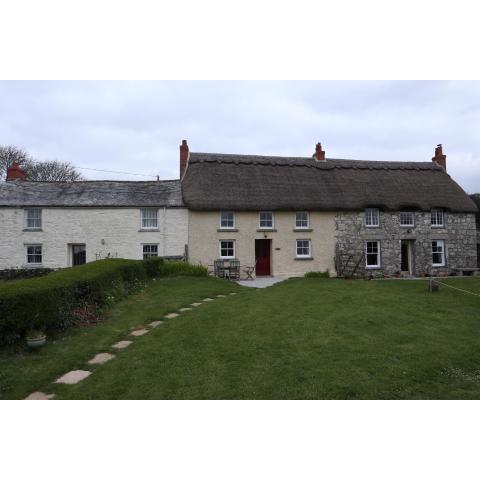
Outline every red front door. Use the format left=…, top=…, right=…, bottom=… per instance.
left=255, top=239, right=271, bottom=276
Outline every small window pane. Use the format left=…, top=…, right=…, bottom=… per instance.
left=296, top=239, right=311, bottom=257
left=220, top=212, right=235, bottom=228
left=365, top=208, right=379, bottom=227
left=432, top=240, right=445, bottom=266
left=295, top=212, right=309, bottom=228
left=431, top=209, right=444, bottom=227
left=259, top=212, right=273, bottom=228
left=143, top=244, right=158, bottom=260
left=220, top=240, right=235, bottom=258
left=365, top=241, right=380, bottom=267
left=141, top=208, right=158, bottom=229
left=399, top=212, right=414, bottom=226
left=25, top=208, right=42, bottom=229
left=26, top=245, right=42, bottom=264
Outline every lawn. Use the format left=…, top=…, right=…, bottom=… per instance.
left=1, top=276, right=480, bottom=399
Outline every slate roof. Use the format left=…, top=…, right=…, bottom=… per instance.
left=182, top=153, right=478, bottom=213
left=0, top=180, right=184, bottom=207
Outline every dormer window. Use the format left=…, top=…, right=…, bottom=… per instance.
left=431, top=209, right=444, bottom=227
left=365, top=208, right=379, bottom=227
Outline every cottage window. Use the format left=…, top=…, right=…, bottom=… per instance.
left=365, top=208, right=379, bottom=227
left=365, top=241, right=380, bottom=268
left=141, top=208, right=158, bottom=229
left=432, top=240, right=445, bottom=266
left=25, top=208, right=42, bottom=230
left=26, top=244, right=42, bottom=264
left=143, top=244, right=158, bottom=260
left=296, top=239, right=311, bottom=258
left=219, top=240, right=235, bottom=258
left=399, top=212, right=414, bottom=227
left=259, top=212, right=274, bottom=229
left=220, top=212, right=235, bottom=229
left=295, top=212, right=309, bottom=229
left=431, top=209, right=444, bottom=227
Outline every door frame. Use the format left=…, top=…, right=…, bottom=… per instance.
left=255, top=239, right=272, bottom=276
left=69, top=243, right=87, bottom=267
left=400, top=239, right=414, bottom=275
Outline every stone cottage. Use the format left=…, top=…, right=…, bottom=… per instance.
left=181, top=141, right=478, bottom=277
left=0, top=163, right=188, bottom=269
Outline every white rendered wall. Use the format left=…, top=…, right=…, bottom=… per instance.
left=0, top=207, right=188, bottom=269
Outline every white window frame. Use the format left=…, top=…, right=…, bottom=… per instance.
left=296, top=239, right=311, bottom=258
left=431, top=209, right=444, bottom=227
left=365, top=240, right=381, bottom=268
left=399, top=212, right=415, bottom=227
left=220, top=211, right=235, bottom=229
left=365, top=208, right=380, bottom=227
left=141, top=208, right=159, bottom=230
left=24, top=208, right=42, bottom=230
left=432, top=240, right=446, bottom=267
left=259, top=211, right=274, bottom=229
left=142, top=244, right=159, bottom=260
left=295, top=212, right=309, bottom=229
left=219, top=239, right=235, bottom=259
left=26, top=244, right=43, bottom=265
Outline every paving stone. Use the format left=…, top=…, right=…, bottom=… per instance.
left=88, top=352, right=115, bottom=365
left=202, top=298, right=214, bottom=302
left=25, top=391, right=56, bottom=400
left=190, top=302, right=202, bottom=307
left=112, top=340, right=132, bottom=349
left=165, top=313, right=179, bottom=319
left=179, top=307, right=192, bottom=312
left=216, top=294, right=226, bottom=298
left=130, top=329, right=148, bottom=337
left=229, top=293, right=237, bottom=295
left=149, top=320, right=164, bottom=327
left=55, top=370, right=91, bottom=385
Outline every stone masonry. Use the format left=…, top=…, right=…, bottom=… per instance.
left=335, top=211, right=477, bottom=276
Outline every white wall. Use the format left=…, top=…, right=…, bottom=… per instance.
left=0, top=207, right=188, bottom=269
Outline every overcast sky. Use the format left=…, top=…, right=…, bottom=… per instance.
left=0, top=81, right=479, bottom=193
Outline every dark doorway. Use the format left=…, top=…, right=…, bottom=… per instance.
left=400, top=240, right=413, bottom=274
left=255, top=239, right=271, bottom=276
left=72, top=244, right=86, bottom=266
left=477, top=244, right=480, bottom=268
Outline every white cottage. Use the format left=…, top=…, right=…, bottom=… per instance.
left=0, top=163, right=188, bottom=269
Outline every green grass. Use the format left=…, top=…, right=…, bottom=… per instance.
left=2, top=276, right=480, bottom=399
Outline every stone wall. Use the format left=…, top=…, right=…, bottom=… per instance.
left=335, top=211, right=477, bottom=276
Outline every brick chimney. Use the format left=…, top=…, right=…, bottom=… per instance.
left=432, top=144, right=447, bottom=170
left=314, top=142, right=325, bottom=161
left=180, top=139, right=189, bottom=179
left=6, top=161, right=27, bottom=181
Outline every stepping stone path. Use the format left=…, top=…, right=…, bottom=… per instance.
left=88, top=352, right=115, bottom=365
left=179, top=307, right=192, bottom=312
left=229, top=293, right=237, bottom=295
left=165, top=313, right=179, bottom=319
left=113, top=340, right=132, bottom=349
left=25, top=391, right=56, bottom=400
left=190, top=302, right=202, bottom=307
left=149, top=320, right=164, bottom=327
left=55, top=370, right=91, bottom=385
left=216, top=294, right=226, bottom=298
left=130, top=328, right=148, bottom=337
left=203, top=298, right=214, bottom=302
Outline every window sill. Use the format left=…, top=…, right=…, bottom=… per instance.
left=365, top=225, right=380, bottom=228
left=257, top=228, right=277, bottom=232
left=22, top=264, right=43, bottom=268
left=431, top=226, right=445, bottom=229
left=217, top=228, right=238, bottom=232
left=295, top=257, right=314, bottom=261
left=365, top=266, right=381, bottom=270
left=138, top=229, right=160, bottom=232
left=400, top=225, right=415, bottom=228
left=23, top=229, right=43, bottom=232
left=432, top=264, right=446, bottom=268
left=293, top=228, right=312, bottom=232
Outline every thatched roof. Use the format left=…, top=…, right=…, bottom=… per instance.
left=182, top=153, right=477, bottom=212
left=0, top=180, right=183, bottom=207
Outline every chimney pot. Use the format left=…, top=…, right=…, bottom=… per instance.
left=432, top=143, right=447, bottom=171
left=314, top=142, right=325, bottom=161
left=6, top=161, right=27, bottom=181
left=180, top=139, right=189, bottom=179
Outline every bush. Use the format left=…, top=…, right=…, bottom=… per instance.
left=155, top=261, right=208, bottom=278
left=304, top=270, right=330, bottom=278
left=0, top=267, right=54, bottom=281
left=0, top=259, right=148, bottom=346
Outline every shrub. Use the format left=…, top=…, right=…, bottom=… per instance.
left=154, top=261, right=208, bottom=278
left=0, top=259, right=148, bottom=346
left=0, top=267, right=54, bottom=281
left=304, top=270, right=330, bottom=278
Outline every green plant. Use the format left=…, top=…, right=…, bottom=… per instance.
left=156, top=261, right=208, bottom=277
left=304, top=270, right=330, bottom=278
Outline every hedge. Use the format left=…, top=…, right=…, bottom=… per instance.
left=304, top=270, right=330, bottom=278
left=0, top=267, right=54, bottom=281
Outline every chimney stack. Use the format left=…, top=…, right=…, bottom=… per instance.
left=180, top=139, right=189, bottom=179
left=314, top=142, right=325, bottom=161
left=432, top=144, right=447, bottom=170
left=6, top=161, right=27, bottom=181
